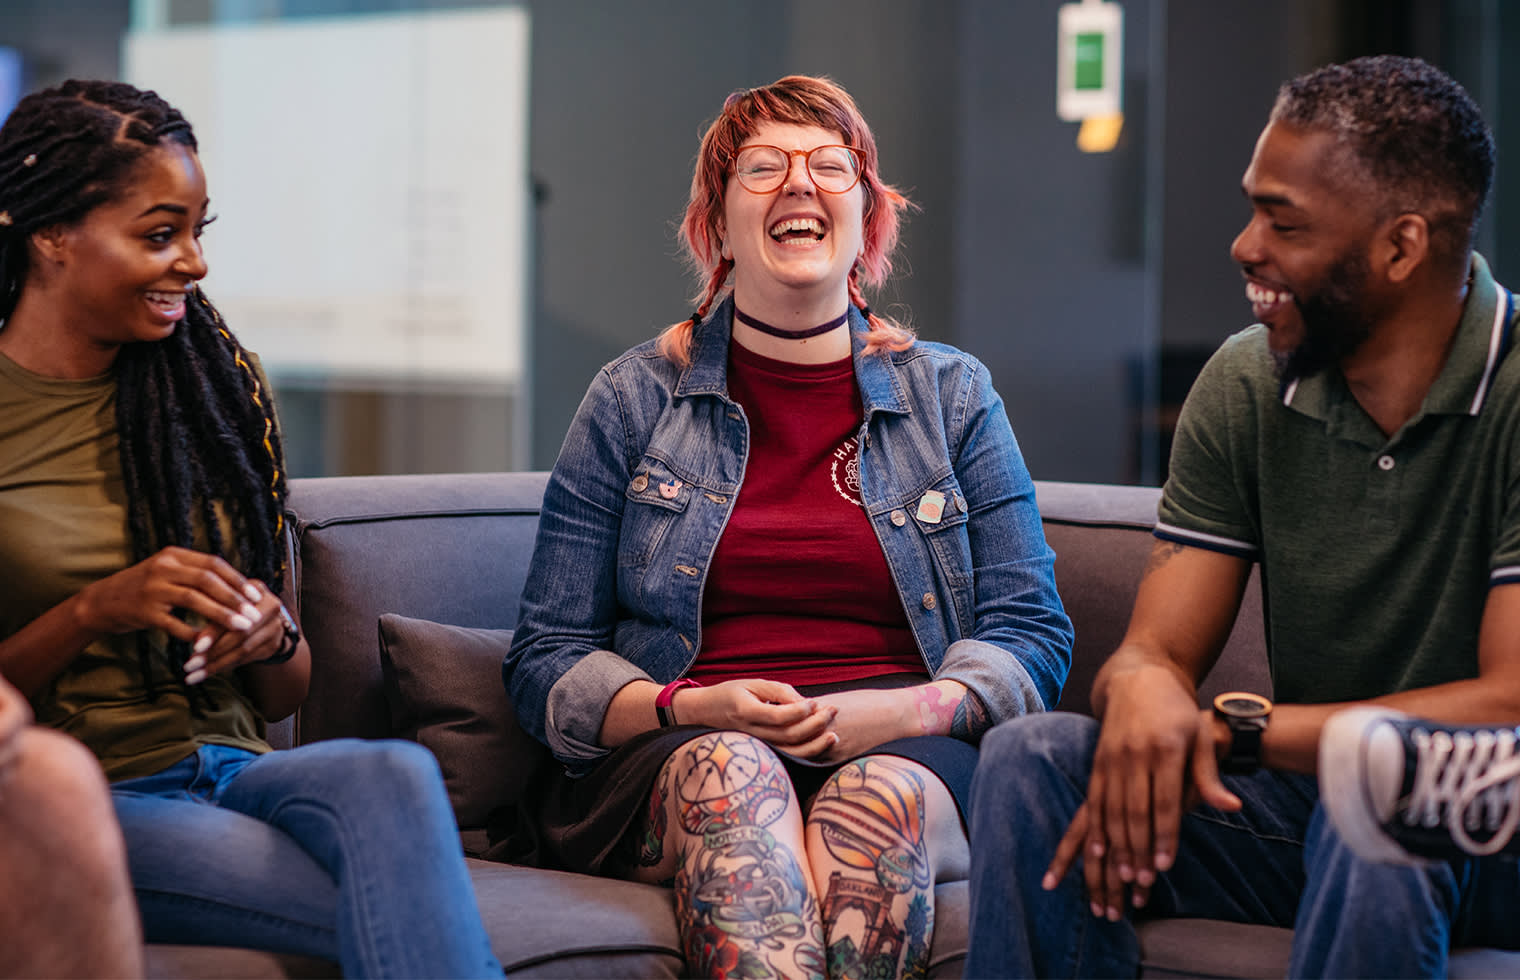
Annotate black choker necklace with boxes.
[733,305,848,340]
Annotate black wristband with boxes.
[261,604,301,664]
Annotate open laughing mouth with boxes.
[769,217,826,244]
[1246,280,1295,323]
[145,289,188,317]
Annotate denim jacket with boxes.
[506,299,1073,770]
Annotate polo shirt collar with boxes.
[1281,252,1514,423]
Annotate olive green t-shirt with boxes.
[1157,254,1520,705]
[0,350,269,781]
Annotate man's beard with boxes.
[1273,247,1378,383]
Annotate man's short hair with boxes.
[1270,55,1495,264]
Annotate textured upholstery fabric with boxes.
[138,474,1520,978]
[378,614,548,828]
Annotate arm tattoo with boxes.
[1143,539,1187,575]
[949,688,992,741]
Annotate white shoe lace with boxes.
[1403,727,1520,855]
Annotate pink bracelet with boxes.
[655,678,702,727]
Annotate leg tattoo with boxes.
[812,759,936,980]
[673,733,826,980]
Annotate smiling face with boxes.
[1231,121,1391,380]
[41,142,210,357]
[719,121,865,319]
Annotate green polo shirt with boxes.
[1157,254,1520,706]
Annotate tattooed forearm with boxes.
[1143,539,1187,575]
[914,685,956,735]
[949,688,991,741]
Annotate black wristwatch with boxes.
[1213,691,1272,773]
[261,604,302,664]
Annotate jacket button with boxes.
[630,474,649,492]
[891,510,907,526]
[921,592,936,610]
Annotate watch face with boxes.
[1216,692,1271,719]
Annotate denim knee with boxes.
[339,739,446,797]
[982,713,1098,780]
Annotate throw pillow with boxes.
[377,613,548,828]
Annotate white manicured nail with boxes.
[184,655,206,673]
[228,614,253,631]
[239,603,260,621]
[186,670,207,686]
[243,584,262,603]
[193,635,213,655]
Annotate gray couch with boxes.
[141,473,1520,978]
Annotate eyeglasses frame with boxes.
[730,144,865,195]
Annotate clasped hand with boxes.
[1043,667,1242,920]
[76,545,291,685]
[670,680,943,763]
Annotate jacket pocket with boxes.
[617,460,693,569]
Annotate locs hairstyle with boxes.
[658,75,916,366]
[0,79,288,696]
[1270,55,1495,265]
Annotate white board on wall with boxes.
[123,7,531,387]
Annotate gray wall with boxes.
[3,0,1515,483]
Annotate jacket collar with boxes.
[675,296,912,418]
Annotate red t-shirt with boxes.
[689,340,922,686]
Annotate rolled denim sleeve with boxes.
[933,359,1074,721]
[504,368,651,768]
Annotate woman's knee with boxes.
[808,756,949,892]
[661,731,797,836]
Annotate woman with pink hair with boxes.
[504,74,1072,980]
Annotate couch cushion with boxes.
[286,472,550,745]
[1033,481,1270,716]
[378,613,548,828]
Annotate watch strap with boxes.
[655,679,701,727]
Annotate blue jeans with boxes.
[966,713,1520,978]
[111,740,502,978]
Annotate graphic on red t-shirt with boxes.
[831,437,863,506]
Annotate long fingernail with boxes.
[1118,863,1133,882]
[1137,869,1155,887]
[184,655,206,673]
[243,584,263,603]
[1133,892,1148,909]
[1090,902,1104,918]
[239,603,260,621]
[228,614,253,631]
[1155,850,1173,870]
[193,635,213,655]
[186,669,207,686]
[1106,906,1121,921]
[1041,872,1057,890]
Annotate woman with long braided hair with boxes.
[0,80,501,978]
[503,75,1073,979]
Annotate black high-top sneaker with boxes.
[1319,707,1520,864]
